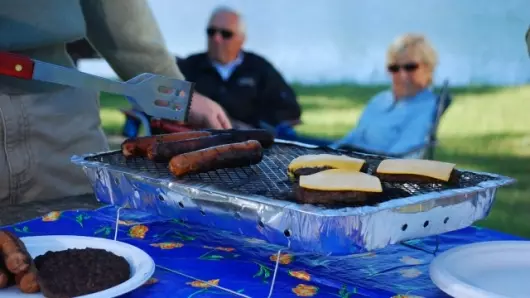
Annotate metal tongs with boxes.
[0,52,194,122]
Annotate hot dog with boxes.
[0,261,13,289]
[147,134,239,162]
[0,231,30,274]
[204,129,275,148]
[15,268,39,293]
[121,131,212,158]
[169,140,263,177]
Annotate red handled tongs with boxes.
[0,52,194,122]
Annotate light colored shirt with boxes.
[332,88,437,155]
[212,53,244,81]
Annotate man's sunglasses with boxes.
[206,27,234,39]
[387,63,419,73]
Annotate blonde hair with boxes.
[386,34,438,83]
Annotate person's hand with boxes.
[187,93,232,129]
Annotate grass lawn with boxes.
[99,84,530,238]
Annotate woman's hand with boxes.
[188,93,232,129]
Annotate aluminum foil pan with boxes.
[71,140,515,255]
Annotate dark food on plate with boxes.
[121,130,212,158]
[288,154,366,179]
[375,159,458,184]
[0,230,40,293]
[295,169,383,205]
[204,128,275,148]
[35,248,131,298]
[169,140,263,177]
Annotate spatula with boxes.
[0,51,194,122]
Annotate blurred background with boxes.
[87,0,530,238]
[80,0,530,85]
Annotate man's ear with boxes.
[526,26,530,57]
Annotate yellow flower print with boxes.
[292,284,318,297]
[202,246,235,252]
[150,242,184,249]
[42,211,61,222]
[143,278,158,286]
[187,279,220,288]
[289,270,311,281]
[400,256,423,265]
[399,268,422,278]
[270,253,293,265]
[128,225,148,239]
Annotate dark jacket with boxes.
[177,51,301,127]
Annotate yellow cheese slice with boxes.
[288,154,365,173]
[376,159,456,182]
[300,169,383,192]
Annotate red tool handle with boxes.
[0,52,35,80]
[150,119,194,133]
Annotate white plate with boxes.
[430,241,530,298]
[1,235,155,298]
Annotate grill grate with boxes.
[85,143,495,207]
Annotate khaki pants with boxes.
[0,45,109,206]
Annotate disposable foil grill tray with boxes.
[74,141,515,254]
[84,144,490,205]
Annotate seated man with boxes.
[177,6,301,128]
[331,34,440,156]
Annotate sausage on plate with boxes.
[15,268,39,293]
[169,140,263,177]
[0,231,30,274]
[0,263,13,289]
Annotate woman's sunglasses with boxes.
[206,27,234,40]
[387,63,419,73]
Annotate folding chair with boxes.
[276,81,453,159]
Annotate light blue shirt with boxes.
[332,88,437,155]
[212,52,244,81]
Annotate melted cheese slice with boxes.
[376,159,456,182]
[288,154,365,172]
[300,169,383,192]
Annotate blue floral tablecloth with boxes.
[2,206,522,298]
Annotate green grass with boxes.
[99,84,530,238]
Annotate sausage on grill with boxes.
[169,140,263,177]
[121,131,212,158]
[204,129,275,148]
[147,134,243,162]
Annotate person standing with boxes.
[0,0,231,206]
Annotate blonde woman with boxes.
[332,34,439,155]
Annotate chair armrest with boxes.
[120,109,152,136]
